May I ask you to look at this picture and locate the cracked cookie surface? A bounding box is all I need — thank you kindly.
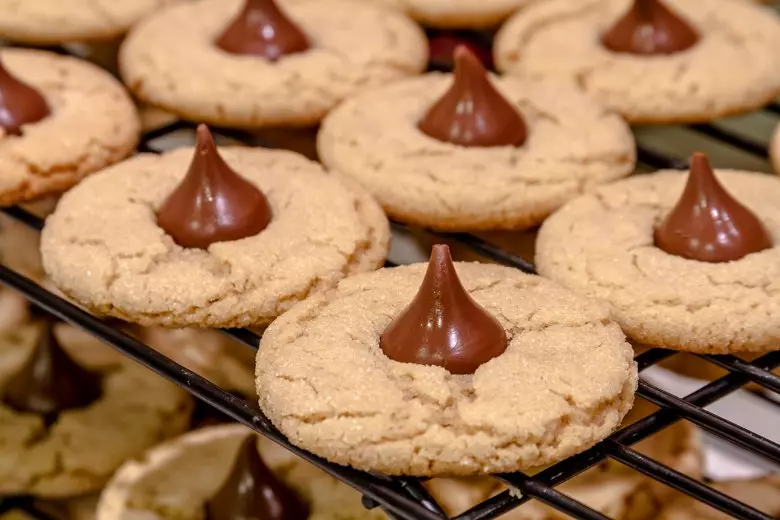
[0,0,178,44]
[536,170,780,354]
[494,0,780,123]
[255,262,637,476]
[40,146,390,328]
[0,48,139,206]
[317,74,635,231]
[0,323,191,498]
[119,0,428,129]
[97,425,387,520]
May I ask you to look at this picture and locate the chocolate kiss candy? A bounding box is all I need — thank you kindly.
[215,0,310,61]
[654,153,772,263]
[0,57,50,136]
[2,320,101,423]
[602,0,699,55]
[157,124,272,249]
[380,244,508,375]
[418,45,527,148]
[205,435,310,520]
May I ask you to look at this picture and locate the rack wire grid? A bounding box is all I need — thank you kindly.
[2,27,780,520]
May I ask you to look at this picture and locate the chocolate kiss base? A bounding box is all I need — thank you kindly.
[2,320,102,426]
[602,0,699,55]
[380,244,507,375]
[418,45,526,148]
[205,435,310,520]
[156,124,272,250]
[654,152,772,262]
[215,0,310,61]
[0,58,50,136]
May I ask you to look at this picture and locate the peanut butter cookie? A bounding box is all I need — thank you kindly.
[256,258,637,476]
[495,0,780,123]
[119,0,427,128]
[41,133,389,328]
[0,48,139,205]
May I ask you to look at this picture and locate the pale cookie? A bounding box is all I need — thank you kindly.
[658,476,780,519]
[96,424,387,520]
[40,146,390,328]
[364,0,536,28]
[317,75,635,231]
[0,212,44,280]
[256,262,638,476]
[425,399,702,519]
[142,328,256,397]
[536,170,780,354]
[0,287,30,335]
[0,49,140,206]
[0,0,179,44]
[0,323,192,498]
[119,0,428,129]
[494,0,780,124]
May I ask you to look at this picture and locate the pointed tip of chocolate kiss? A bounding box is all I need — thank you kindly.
[418,45,527,148]
[654,152,772,263]
[206,434,310,520]
[215,0,310,61]
[453,44,485,73]
[156,124,272,250]
[2,318,102,421]
[602,0,699,55]
[0,54,50,136]
[195,123,214,149]
[380,244,507,375]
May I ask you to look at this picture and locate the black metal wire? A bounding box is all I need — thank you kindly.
[1,83,779,520]
[688,124,770,158]
[0,266,441,520]
[637,381,780,465]
[498,475,610,520]
[699,355,780,395]
[456,351,780,519]
[607,444,774,520]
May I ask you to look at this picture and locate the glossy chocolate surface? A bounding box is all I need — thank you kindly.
[2,320,102,423]
[418,45,527,147]
[380,244,508,375]
[602,0,699,55]
[0,57,50,136]
[654,153,772,262]
[156,124,272,249]
[205,435,310,520]
[215,0,309,61]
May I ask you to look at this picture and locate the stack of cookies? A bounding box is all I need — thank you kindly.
[0,0,779,518]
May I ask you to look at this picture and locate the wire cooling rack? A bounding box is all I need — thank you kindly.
[2,39,780,520]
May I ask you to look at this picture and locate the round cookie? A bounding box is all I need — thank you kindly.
[40,145,390,328]
[658,476,780,519]
[119,0,428,129]
[536,169,780,354]
[0,0,179,44]
[424,399,702,519]
[494,0,780,124]
[0,322,192,498]
[255,261,638,476]
[0,49,140,206]
[96,424,387,520]
[317,72,635,232]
